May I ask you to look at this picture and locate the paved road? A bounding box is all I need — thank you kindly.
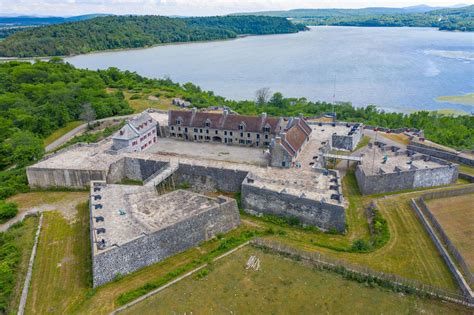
[45,114,135,152]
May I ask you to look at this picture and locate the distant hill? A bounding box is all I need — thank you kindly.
[233,5,474,32]
[0,14,111,27]
[0,15,307,57]
[0,14,111,39]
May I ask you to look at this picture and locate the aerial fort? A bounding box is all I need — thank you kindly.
[25,108,458,285]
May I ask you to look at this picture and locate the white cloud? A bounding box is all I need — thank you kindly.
[1,0,472,16]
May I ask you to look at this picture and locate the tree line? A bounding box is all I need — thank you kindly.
[0,15,306,57]
[0,60,472,200]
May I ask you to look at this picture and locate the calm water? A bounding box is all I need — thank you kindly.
[66,27,474,113]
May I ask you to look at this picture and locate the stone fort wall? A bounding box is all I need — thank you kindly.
[355,160,458,195]
[241,180,346,233]
[408,142,474,167]
[27,167,106,189]
[173,163,249,193]
[91,196,240,287]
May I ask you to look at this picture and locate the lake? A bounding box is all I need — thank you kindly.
[65,26,474,113]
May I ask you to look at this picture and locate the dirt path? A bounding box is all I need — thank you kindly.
[0,192,88,232]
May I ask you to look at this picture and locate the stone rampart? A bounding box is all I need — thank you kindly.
[241,182,345,232]
[355,163,458,195]
[173,163,249,193]
[91,197,240,287]
[26,167,106,188]
[408,142,474,167]
[106,157,168,183]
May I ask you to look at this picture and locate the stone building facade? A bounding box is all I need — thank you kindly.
[112,112,157,152]
[168,109,284,147]
[269,116,312,168]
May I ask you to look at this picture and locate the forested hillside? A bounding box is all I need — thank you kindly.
[0,60,472,200]
[0,15,306,57]
[237,5,474,32]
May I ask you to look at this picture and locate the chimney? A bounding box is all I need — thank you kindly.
[299,113,304,119]
[192,107,197,115]
[275,136,282,144]
[223,108,229,116]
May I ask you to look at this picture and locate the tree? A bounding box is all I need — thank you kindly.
[80,102,96,128]
[269,92,285,108]
[0,201,18,222]
[10,131,44,167]
[255,87,271,106]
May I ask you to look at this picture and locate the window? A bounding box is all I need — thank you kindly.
[171,126,174,131]
[265,134,269,139]
[240,132,243,137]
[239,123,245,130]
[247,133,250,138]
[230,131,233,136]
[176,119,181,125]
[206,129,209,134]
[205,121,210,127]
[185,127,188,132]
[239,139,245,144]
[256,134,260,139]
[215,130,218,135]
[200,129,203,133]
[194,128,198,132]
[282,161,286,167]
[264,126,270,132]
[178,127,181,131]
[224,131,227,136]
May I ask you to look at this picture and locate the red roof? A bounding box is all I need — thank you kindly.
[169,110,282,134]
[281,118,312,156]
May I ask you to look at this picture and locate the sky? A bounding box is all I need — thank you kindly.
[1,0,472,17]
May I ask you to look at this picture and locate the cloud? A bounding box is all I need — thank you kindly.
[1,0,473,16]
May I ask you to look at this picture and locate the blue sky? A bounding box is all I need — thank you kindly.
[1,0,472,17]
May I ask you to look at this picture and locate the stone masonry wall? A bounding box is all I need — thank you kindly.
[241,183,346,232]
[408,142,474,167]
[106,157,168,183]
[27,167,106,188]
[92,198,240,287]
[355,164,458,195]
[173,164,249,193]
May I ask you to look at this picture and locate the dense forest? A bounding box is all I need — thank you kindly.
[0,15,306,57]
[0,60,472,200]
[238,5,474,32]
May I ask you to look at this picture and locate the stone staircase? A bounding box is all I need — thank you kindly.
[144,161,179,187]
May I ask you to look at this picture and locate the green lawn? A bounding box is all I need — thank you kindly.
[354,135,371,151]
[43,121,84,146]
[1,216,39,314]
[459,164,474,176]
[121,246,470,315]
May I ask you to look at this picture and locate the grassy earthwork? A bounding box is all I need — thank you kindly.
[1,216,39,314]
[121,246,470,314]
[122,90,179,113]
[459,164,474,176]
[43,120,84,146]
[14,175,470,314]
[426,193,474,272]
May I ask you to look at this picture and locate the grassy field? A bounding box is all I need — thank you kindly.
[381,132,410,145]
[3,216,39,314]
[121,246,470,315]
[354,135,371,151]
[436,93,474,106]
[25,204,92,314]
[426,193,474,272]
[122,90,179,113]
[459,165,474,176]
[43,121,84,146]
[17,177,465,313]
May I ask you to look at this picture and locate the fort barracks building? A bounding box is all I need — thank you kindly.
[168,109,283,147]
[112,112,157,153]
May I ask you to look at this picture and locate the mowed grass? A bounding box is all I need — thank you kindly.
[4,216,39,314]
[381,132,410,145]
[426,193,474,272]
[25,203,92,314]
[121,246,470,315]
[123,90,179,113]
[257,183,461,292]
[43,121,84,146]
[459,164,474,176]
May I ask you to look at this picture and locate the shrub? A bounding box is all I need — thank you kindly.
[350,239,372,252]
[0,201,18,223]
[196,268,209,279]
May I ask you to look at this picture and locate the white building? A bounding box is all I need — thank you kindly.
[112,112,157,152]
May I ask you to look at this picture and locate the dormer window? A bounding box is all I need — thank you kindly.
[205,119,211,128]
[239,122,246,130]
[120,130,124,135]
[263,125,271,133]
[176,118,182,125]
